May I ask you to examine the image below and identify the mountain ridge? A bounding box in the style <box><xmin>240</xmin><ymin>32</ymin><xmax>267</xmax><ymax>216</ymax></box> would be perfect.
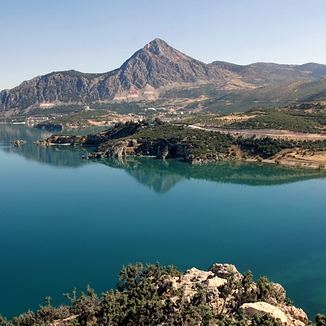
<box><xmin>2</xmin><ymin>38</ymin><xmax>326</xmax><ymax>117</ymax></box>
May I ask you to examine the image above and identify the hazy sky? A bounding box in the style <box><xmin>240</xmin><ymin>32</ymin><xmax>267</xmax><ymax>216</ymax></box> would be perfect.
<box><xmin>1</xmin><ymin>0</ymin><xmax>326</xmax><ymax>91</ymax></box>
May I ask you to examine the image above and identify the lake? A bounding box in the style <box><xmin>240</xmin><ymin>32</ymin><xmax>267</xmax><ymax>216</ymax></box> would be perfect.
<box><xmin>1</xmin><ymin>124</ymin><xmax>326</xmax><ymax>320</ymax></box>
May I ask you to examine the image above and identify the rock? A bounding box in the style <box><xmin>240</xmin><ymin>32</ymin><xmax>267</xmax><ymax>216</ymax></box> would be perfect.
<box><xmin>11</xmin><ymin>139</ymin><xmax>26</xmax><ymax>147</ymax></box>
<box><xmin>128</xmin><ymin>139</ymin><xmax>138</xmax><ymax>147</ymax></box>
<box><xmin>206</xmin><ymin>276</ymin><xmax>226</xmax><ymax>289</ymax></box>
<box><xmin>161</xmin><ymin>149</ymin><xmax>169</xmax><ymax>159</ymax></box>
<box><xmin>105</xmin><ymin>143</ymin><xmax>127</xmax><ymax>157</ymax></box>
<box><xmin>272</xmin><ymin>282</ymin><xmax>286</xmax><ymax>300</ymax></box>
<box><xmin>240</xmin><ymin>302</ymin><xmax>288</xmax><ymax>324</ymax></box>
<box><xmin>180</xmin><ymin>267</ymin><xmax>214</xmax><ymax>284</ymax></box>
<box><xmin>169</xmin><ymin>267</ymin><xmax>226</xmax><ymax>311</ymax></box>
<box><xmin>155</xmin><ymin>145</ymin><xmax>169</xmax><ymax>159</ymax></box>
<box><xmin>280</xmin><ymin>305</ymin><xmax>308</xmax><ymax>324</ymax></box>
<box><xmin>209</xmin><ymin>263</ymin><xmax>243</xmax><ymax>281</ymax></box>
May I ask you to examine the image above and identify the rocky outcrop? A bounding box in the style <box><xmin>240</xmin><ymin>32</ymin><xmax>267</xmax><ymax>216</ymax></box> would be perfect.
<box><xmin>91</xmin><ymin>139</ymin><xmax>195</xmax><ymax>162</ymax></box>
<box><xmin>240</xmin><ymin>302</ymin><xmax>308</xmax><ymax>326</ymax></box>
<box><xmin>170</xmin><ymin>263</ymin><xmax>309</xmax><ymax>326</ymax></box>
<box><xmin>168</xmin><ymin>267</ymin><xmax>226</xmax><ymax>312</ymax></box>
<box><xmin>11</xmin><ymin>139</ymin><xmax>26</xmax><ymax>147</ymax></box>
<box><xmin>209</xmin><ymin>263</ymin><xmax>243</xmax><ymax>281</ymax></box>
<box><xmin>240</xmin><ymin>302</ymin><xmax>289</xmax><ymax>324</ymax></box>
<box><xmin>104</xmin><ymin>142</ymin><xmax>127</xmax><ymax>158</ymax></box>
<box><xmin>281</xmin><ymin>305</ymin><xmax>309</xmax><ymax>325</ymax></box>
<box><xmin>14</xmin><ymin>261</ymin><xmax>312</xmax><ymax>326</ymax></box>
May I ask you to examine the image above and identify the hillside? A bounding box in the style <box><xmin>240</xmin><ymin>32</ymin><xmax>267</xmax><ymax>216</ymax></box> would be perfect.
<box><xmin>2</xmin><ymin>39</ymin><xmax>326</xmax><ymax>118</ymax></box>
<box><xmin>183</xmin><ymin>102</ymin><xmax>326</xmax><ymax>133</ymax></box>
<box><xmin>196</xmin><ymin>79</ymin><xmax>326</xmax><ymax>114</ymax></box>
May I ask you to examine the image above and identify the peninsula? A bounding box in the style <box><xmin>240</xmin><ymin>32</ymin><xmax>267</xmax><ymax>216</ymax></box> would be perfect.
<box><xmin>42</xmin><ymin>119</ymin><xmax>326</xmax><ymax>168</ymax></box>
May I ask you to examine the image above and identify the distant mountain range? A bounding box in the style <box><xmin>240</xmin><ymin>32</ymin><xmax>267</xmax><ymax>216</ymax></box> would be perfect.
<box><xmin>2</xmin><ymin>38</ymin><xmax>326</xmax><ymax>117</ymax></box>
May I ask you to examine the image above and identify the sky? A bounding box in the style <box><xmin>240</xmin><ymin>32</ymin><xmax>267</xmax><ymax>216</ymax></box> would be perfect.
<box><xmin>1</xmin><ymin>0</ymin><xmax>326</xmax><ymax>91</ymax></box>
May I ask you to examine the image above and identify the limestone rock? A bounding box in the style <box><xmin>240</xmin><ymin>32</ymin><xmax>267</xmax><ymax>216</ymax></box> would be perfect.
<box><xmin>280</xmin><ymin>305</ymin><xmax>308</xmax><ymax>324</ymax></box>
<box><xmin>272</xmin><ymin>282</ymin><xmax>286</xmax><ymax>300</ymax></box>
<box><xmin>168</xmin><ymin>267</ymin><xmax>227</xmax><ymax>312</ymax></box>
<box><xmin>105</xmin><ymin>142</ymin><xmax>127</xmax><ymax>157</ymax></box>
<box><xmin>209</xmin><ymin>263</ymin><xmax>243</xmax><ymax>281</ymax></box>
<box><xmin>240</xmin><ymin>302</ymin><xmax>288</xmax><ymax>324</ymax></box>
<box><xmin>206</xmin><ymin>276</ymin><xmax>226</xmax><ymax>289</ymax></box>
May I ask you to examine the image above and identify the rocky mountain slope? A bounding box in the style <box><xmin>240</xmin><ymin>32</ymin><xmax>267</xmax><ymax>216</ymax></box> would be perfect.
<box><xmin>2</xmin><ymin>38</ymin><xmax>326</xmax><ymax>117</ymax></box>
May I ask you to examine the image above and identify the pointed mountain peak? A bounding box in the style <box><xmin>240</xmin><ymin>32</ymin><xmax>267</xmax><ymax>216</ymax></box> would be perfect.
<box><xmin>118</xmin><ymin>38</ymin><xmax>213</xmax><ymax>90</ymax></box>
<box><xmin>149</xmin><ymin>38</ymin><xmax>167</xmax><ymax>45</ymax></box>
<box><xmin>143</xmin><ymin>38</ymin><xmax>175</xmax><ymax>56</ymax></box>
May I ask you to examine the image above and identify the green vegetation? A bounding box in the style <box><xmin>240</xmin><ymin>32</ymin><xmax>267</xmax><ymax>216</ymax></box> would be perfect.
<box><xmin>47</xmin><ymin>109</ymin><xmax>115</xmax><ymax>127</ymax></box>
<box><xmin>224</xmin><ymin>104</ymin><xmax>326</xmax><ymax>133</ymax></box>
<box><xmin>0</xmin><ymin>262</ymin><xmax>308</xmax><ymax>326</ymax></box>
<box><xmin>181</xmin><ymin>114</ymin><xmax>227</xmax><ymax>126</ymax></box>
<box><xmin>100</xmin><ymin>121</ymin><xmax>326</xmax><ymax>160</ymax></box>
<box><xmin>181</xmin><ymin>102</ymin><xmax>326</xmax><ymax>134</ymax></box>
<box><xmin>90</xmin><ymin>102</ymin><xmax>144</xmax><ymax>114</ymax></box>
<box><xmin>102</xmin><ymin>121</ymin><xmax>235</xmax><ymax>159</ymax></box>
<box><xmin>29</xmin><ymin>104</ymin><xmax>86</xmax><ymax>116</ymax></box>
<box><xmin>28</xmin><ymin>101</ymin><xmax>148</xmax><ymax>118</ymax></box>
<box><xmin>100</xmin><ymin>101</ymin><xmax>172</xmax><ymax>116</ymax></box>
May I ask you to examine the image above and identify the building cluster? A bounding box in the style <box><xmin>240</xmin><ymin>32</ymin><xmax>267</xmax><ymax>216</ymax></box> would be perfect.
<box><xmin>25</xmin><ymin>114</ymin><xmax>66</xmax><ymax>126</ymax></box>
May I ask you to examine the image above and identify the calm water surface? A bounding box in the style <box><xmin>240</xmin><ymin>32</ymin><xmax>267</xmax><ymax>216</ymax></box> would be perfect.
<box><xmin>1</xmin><ymin>125</ymin><xmax>326</xmax><ymax>320</ymax></box>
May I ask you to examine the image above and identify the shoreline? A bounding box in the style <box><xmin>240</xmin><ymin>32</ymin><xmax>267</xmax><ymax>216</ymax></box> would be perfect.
<box><xmin>245</xmin><ymin>158</ymin><xmax>325</xmax><ymax>170</ymax></box>
<box><xmin>43</xmin><ymin>144</ymin><xmax>326</xmax><ymax>170</ymax></box>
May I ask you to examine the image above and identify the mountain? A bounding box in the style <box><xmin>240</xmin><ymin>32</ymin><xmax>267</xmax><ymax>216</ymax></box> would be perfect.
<box><xmin>2</xmin><ymin>38</ymin><xmax>326</xmax><ymax>117</ymax></box>
<box><xmin>249</xmin><ymin>62</ymin><xmax>326</xmax><ymax>81</ymax></box>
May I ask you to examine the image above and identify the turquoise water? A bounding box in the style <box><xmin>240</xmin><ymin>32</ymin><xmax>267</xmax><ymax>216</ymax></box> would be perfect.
<box><xmin>1</xmin><ymin>125</ymin><xmax>326</xmax><ymax>320</ymax></box>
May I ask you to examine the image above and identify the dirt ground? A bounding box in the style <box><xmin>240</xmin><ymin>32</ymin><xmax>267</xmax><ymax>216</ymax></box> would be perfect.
<box><xmin>188</xmin><ymin>125</ymin><xmax>326</xmax><ymax>141</ymax></box>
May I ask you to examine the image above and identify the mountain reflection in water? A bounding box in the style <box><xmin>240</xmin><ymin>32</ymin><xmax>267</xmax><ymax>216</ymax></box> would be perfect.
<box><xmin>99</xmin><ymin>156</ymin><xmax>326</xmax><ymax>193</ymax></box>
